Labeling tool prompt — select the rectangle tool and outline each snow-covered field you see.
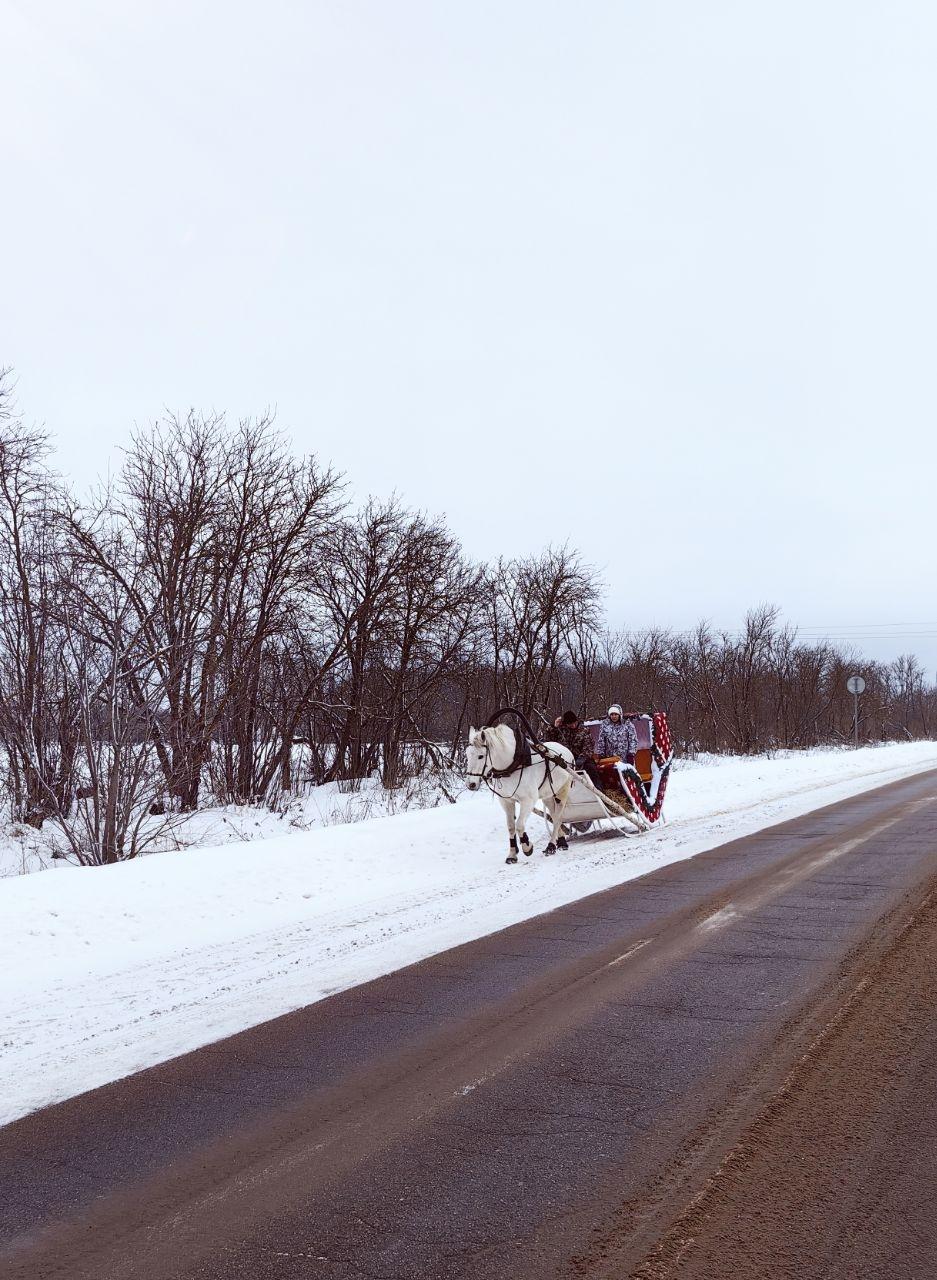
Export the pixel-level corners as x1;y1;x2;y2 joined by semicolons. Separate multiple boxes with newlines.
2;741;936;1126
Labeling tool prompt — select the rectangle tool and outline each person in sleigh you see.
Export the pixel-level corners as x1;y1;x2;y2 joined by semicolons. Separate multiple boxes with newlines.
551;709;603;787
596;703;638;766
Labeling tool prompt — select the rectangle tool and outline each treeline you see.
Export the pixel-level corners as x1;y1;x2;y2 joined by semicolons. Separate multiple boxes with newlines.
1;377;933;861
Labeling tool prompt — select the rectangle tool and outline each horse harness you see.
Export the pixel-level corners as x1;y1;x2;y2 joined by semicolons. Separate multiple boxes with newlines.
469;735;570;801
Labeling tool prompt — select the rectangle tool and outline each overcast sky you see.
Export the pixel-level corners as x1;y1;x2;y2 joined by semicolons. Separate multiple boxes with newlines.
3;1;936;674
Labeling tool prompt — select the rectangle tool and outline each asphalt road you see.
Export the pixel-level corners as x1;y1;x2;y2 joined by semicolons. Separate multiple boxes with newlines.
3;769;937;1280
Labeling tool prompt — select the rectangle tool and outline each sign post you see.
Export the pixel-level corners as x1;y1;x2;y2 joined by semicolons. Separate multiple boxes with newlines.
846;675;866;749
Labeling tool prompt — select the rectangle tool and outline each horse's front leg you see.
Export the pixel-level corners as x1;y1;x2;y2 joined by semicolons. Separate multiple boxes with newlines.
544;780;571;855
499;796;519;864
516;794;535;857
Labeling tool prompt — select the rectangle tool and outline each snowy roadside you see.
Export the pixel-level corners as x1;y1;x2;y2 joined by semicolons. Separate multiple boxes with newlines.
1;741;936;1126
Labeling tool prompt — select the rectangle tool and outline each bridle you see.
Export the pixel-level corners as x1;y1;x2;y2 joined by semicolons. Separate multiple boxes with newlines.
466;735;568;802
466;741;492;785
466;739;527;799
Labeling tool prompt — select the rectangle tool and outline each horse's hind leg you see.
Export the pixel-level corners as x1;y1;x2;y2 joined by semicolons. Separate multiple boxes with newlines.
500;797;519;864
545;783;571;854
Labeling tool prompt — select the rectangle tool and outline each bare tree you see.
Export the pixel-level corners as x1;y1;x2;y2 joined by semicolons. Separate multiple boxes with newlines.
65;412;342;809
312;500;483;786
485;546;602;717
0;376;76;824
53;571;176;865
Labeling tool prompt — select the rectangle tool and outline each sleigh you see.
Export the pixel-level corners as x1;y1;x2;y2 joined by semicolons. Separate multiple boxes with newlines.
557;712;674;833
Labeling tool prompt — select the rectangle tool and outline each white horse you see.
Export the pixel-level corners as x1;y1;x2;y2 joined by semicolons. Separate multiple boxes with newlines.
465;724;575;864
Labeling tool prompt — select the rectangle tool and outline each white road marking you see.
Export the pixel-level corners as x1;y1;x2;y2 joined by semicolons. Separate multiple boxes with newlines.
455;1075;489;1097
697;796;936;936
607;939;651;967
699;906;739;931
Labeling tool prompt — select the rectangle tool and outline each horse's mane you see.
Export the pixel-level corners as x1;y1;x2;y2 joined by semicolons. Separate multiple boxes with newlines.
469;723;515;753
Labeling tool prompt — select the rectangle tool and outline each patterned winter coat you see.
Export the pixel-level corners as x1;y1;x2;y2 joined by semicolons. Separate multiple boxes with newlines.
596;712;638;761
550;721;595;764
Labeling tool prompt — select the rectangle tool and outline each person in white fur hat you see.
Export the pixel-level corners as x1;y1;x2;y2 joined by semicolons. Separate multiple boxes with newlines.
596;703;638;764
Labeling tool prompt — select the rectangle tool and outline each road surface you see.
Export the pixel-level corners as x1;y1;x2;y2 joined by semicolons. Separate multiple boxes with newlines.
2;769;937;1279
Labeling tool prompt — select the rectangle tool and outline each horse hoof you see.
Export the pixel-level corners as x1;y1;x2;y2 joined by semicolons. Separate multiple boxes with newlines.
557;836;568;851
523;846;533;857
505;855;518;865
544;843;556;856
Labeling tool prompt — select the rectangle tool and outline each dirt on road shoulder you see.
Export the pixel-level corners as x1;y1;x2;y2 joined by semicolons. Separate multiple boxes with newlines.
582;876;937;1280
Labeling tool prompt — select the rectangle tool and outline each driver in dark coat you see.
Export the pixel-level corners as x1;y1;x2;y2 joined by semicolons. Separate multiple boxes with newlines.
551;710;602;786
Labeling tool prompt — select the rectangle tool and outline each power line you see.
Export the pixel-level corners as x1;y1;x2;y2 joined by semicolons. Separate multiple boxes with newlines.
617;624;937;642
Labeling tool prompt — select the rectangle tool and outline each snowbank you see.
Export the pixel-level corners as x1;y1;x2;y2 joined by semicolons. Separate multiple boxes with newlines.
0;775;446;879
1;741;936;1125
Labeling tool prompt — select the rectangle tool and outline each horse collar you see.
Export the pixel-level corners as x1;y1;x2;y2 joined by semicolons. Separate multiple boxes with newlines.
488;735;532;779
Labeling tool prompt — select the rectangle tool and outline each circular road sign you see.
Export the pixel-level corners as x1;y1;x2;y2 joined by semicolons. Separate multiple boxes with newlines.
846;675;866;695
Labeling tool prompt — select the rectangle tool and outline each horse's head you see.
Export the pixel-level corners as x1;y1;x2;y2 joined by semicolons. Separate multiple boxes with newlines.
465;727;488;791
465;723;515;789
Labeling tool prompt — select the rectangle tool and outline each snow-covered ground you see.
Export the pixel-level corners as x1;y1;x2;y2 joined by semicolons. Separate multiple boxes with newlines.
2;741;936;1126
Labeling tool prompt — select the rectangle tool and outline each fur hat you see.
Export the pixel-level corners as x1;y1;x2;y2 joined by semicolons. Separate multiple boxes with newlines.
561;709;579;726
